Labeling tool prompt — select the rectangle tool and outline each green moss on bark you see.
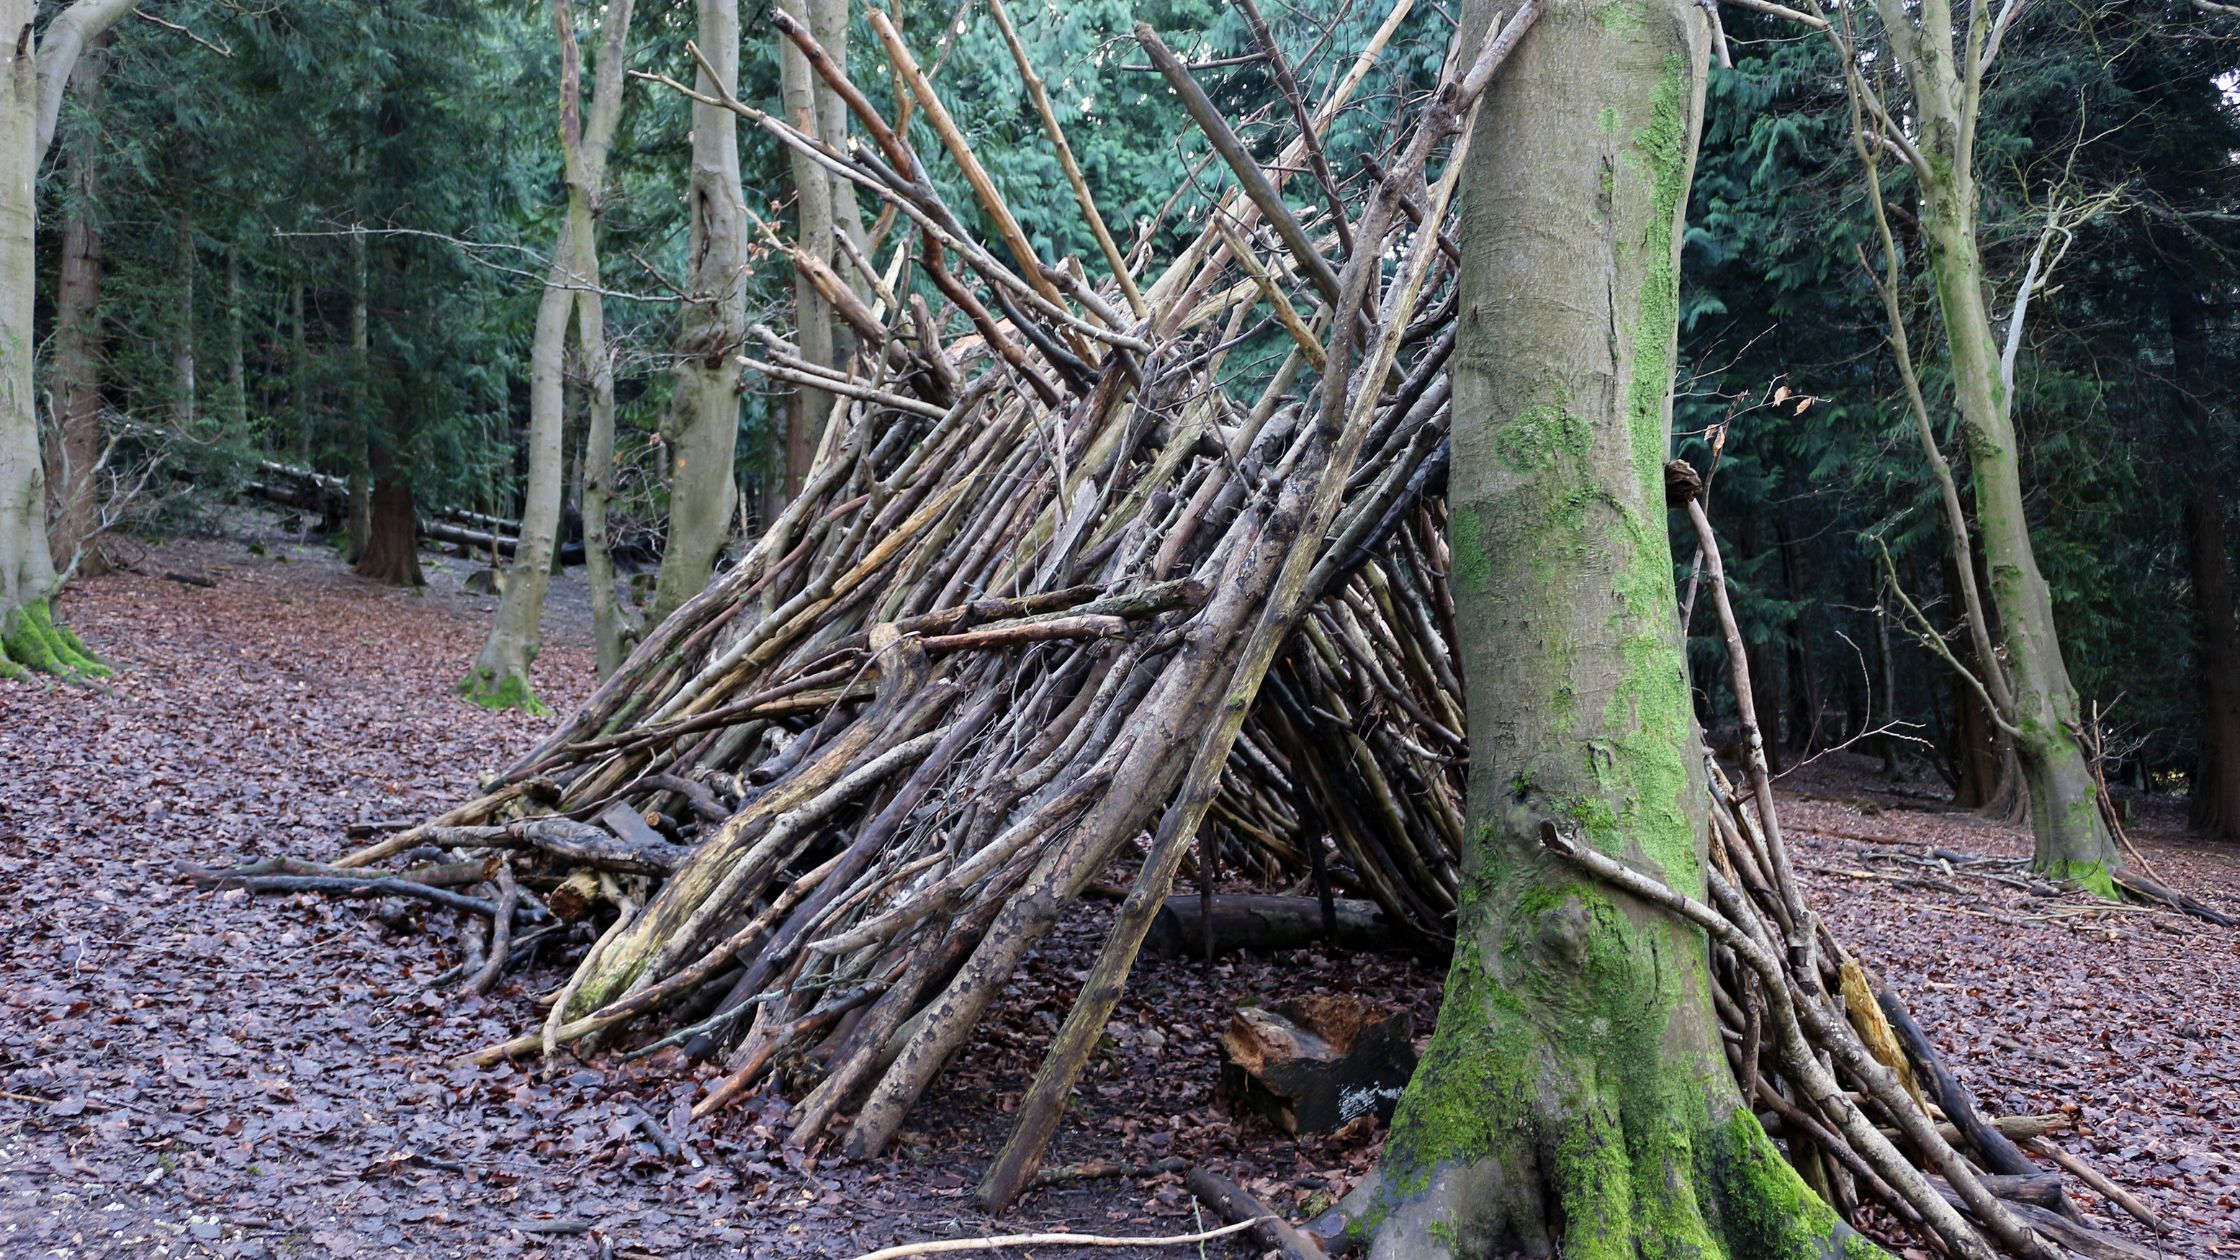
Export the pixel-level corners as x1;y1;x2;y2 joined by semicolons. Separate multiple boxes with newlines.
1;599;111;679
457;668;553;716
1450;506;1493;596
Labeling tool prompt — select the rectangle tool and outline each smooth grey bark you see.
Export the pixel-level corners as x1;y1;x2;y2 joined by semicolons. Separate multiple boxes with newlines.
647;0;747;627
465;0;636;710
1354;1;1867;1255
2;0;135;676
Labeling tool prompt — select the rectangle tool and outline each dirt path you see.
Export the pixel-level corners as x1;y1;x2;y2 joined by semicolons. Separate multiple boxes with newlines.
2;535;2235;1257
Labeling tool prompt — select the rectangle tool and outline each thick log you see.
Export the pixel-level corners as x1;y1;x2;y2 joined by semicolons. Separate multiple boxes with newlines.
1143;894;1389;958
1218;994;1415;1135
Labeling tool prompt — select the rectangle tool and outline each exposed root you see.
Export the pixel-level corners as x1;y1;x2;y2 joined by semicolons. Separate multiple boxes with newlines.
457;666;553;716
1;598;112;680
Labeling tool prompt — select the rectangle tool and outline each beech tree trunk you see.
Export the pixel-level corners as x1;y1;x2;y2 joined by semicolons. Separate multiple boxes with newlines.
1;0;133;678
2172;288;2240;838
1876;0;2119;889
647;0;747;626
467;235;574;711
45;35;106;579
466;0;636;709
1356;2;1865;1254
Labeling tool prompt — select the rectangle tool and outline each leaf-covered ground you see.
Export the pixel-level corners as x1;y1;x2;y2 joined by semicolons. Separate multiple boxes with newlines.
2;534;2235;1258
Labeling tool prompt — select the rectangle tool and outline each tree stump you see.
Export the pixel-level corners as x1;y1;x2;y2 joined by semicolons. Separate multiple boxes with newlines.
1218;994;1416;1134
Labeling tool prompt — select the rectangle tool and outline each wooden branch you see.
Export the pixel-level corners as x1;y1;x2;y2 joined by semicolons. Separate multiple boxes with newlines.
984;0;1146;318
1135;24;1342;303
836;1218;1261;1260
1185;1167;1325;1260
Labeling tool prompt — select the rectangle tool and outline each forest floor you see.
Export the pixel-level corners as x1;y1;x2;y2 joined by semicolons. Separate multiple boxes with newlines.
1;529;2236;1259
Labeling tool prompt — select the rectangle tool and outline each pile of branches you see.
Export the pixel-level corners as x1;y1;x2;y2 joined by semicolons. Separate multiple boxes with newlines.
200;4;2170;1254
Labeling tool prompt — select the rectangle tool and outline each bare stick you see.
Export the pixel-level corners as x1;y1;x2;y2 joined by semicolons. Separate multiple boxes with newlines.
836;1218;1261;1260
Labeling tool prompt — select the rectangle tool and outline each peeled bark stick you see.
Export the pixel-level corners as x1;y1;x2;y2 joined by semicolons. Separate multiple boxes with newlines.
863;9;1068;317
835;1218;1260;1260
1185;1166;1325;1260
1211;219;1326;372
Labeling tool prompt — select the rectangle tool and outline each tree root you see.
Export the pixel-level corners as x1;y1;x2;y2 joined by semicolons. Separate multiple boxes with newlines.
0;598;112;680
457;667;553;716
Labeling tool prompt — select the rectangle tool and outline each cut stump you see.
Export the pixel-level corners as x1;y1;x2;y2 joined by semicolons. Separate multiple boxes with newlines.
1218;994;1415;1134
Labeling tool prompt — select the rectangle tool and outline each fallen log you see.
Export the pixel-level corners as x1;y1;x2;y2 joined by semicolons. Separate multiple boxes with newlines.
1143;894;1389;958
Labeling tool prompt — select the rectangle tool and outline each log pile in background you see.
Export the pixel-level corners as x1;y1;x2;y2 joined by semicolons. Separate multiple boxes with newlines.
206;3;2174;1254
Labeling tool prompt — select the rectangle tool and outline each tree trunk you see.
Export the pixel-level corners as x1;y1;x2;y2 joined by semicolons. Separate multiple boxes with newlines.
2172;288;2240;838
580;334;625;676
776;0;837;499
291;279;311;461
353;472;423;587
466;233;573;712
45;34;106;580
171;208;197;431
1355;2;1860;1253
1;0;122;678
223;247;247;441
466;0;636;708
1778;510;1821;755
1943;548;2019;815
647;0;747;626
344;227;372;563
1883;0;2119;890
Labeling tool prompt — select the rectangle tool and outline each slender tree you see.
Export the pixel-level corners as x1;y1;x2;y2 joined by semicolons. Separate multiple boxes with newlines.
1826;0;2127;887
1354;0;1867;1251
645;0;747;626
0;0;133;677
462;0;636;712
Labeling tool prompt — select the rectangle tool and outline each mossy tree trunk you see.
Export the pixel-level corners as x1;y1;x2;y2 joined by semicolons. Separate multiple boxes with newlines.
1873;0;2118;889
647;0;747;627
1354;1;1874;1255
2;0;132;679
